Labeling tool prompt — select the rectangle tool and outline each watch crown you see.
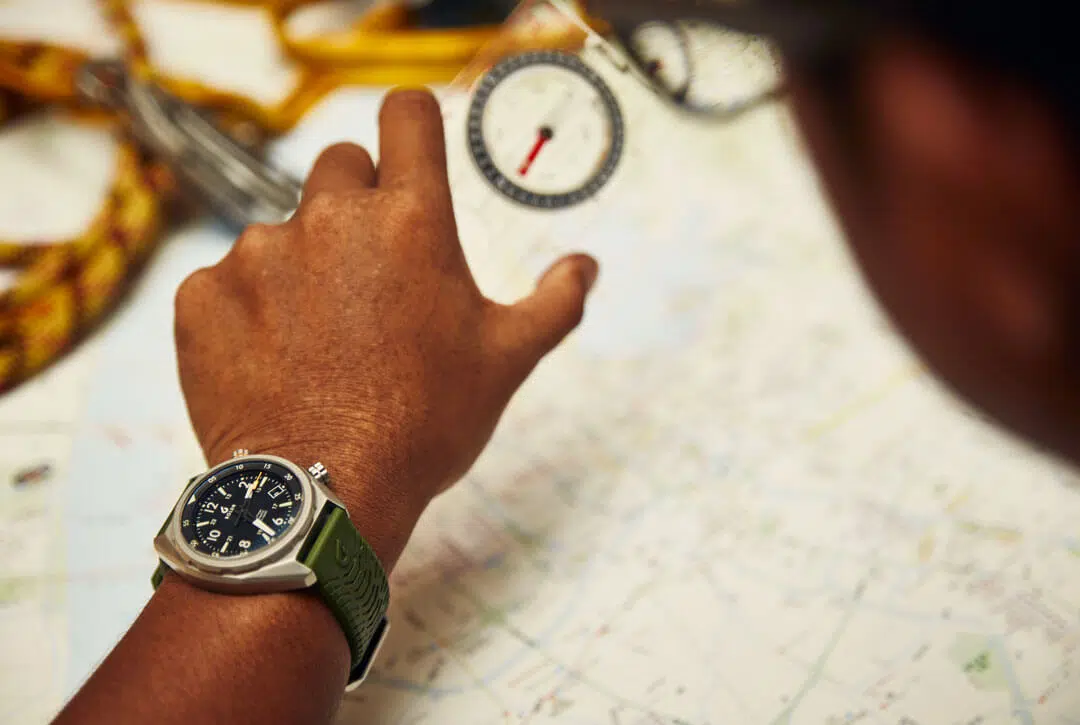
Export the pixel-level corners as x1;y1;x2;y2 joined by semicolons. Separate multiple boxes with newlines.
231;449;250;459
308;462;328;481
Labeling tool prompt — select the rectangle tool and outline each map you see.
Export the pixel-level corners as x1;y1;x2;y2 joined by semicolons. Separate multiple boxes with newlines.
4;2;1080;724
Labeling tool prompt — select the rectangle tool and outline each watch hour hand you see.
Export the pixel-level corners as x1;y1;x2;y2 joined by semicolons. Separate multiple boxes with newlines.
246;473;263;500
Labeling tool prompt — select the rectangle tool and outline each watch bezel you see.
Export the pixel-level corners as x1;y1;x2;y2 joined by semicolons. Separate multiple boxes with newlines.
158;454;317;577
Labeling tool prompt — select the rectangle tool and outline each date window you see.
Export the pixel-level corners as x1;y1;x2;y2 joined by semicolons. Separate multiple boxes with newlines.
268;484;287;499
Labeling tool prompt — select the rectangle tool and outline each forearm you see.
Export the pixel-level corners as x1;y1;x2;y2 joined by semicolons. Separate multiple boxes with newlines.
54;574;351;725
54;86;591;725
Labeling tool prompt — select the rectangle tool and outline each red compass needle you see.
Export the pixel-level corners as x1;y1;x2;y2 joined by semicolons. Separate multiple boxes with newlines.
518;126;554;176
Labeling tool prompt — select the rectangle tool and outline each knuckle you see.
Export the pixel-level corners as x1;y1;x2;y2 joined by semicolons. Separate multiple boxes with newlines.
226;223;290;282
396;183;448;225
232;223;278;261
321;141;373;167
299;190;351;234
389;191;441;243
395;185;428;217
174;268;216;322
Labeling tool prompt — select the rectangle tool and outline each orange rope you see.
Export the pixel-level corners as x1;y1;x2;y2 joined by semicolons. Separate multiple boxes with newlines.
0;0;598;392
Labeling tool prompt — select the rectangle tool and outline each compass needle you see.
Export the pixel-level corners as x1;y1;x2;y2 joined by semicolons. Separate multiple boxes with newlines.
468;51;624;210
518;127;554;177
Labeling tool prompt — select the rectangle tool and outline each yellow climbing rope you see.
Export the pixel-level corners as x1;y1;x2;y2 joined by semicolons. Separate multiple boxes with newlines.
0;0;600;393
0;3;168;391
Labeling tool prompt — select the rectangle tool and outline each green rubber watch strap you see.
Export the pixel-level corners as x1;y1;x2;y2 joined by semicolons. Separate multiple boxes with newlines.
151;474;198;591
151;561;167;589
303;505;390;685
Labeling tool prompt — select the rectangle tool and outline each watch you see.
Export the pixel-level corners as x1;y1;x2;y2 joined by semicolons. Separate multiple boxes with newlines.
151;450;390;690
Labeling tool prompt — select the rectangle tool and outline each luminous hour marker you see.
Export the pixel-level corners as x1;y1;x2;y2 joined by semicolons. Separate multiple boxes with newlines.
217;487;227;496
221;539;230;554
197;521;210;527
279;500;292;508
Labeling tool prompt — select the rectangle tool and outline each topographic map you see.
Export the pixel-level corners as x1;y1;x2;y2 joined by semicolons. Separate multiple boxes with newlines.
4;2;1080;724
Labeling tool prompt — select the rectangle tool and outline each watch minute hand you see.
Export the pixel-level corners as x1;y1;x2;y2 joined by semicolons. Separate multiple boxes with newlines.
252;518;276;538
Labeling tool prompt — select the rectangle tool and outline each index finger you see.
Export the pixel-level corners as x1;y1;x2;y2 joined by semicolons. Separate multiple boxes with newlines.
377;88;450;191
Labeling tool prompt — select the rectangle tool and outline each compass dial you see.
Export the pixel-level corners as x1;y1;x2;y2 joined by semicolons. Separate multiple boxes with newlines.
467;50;625;210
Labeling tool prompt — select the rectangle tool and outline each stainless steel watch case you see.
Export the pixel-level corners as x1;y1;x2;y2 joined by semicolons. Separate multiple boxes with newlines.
154;452;342;594
154;452;390;689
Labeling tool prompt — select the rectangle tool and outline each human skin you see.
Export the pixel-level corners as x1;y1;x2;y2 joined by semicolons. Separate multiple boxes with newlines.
53;22;1080;725
53;88;598;725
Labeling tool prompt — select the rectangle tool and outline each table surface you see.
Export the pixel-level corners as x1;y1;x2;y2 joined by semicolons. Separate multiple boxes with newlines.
4;3;1080;725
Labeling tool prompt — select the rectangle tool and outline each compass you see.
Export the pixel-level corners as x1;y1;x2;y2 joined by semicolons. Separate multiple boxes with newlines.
620;20;781;117
467;50;625;210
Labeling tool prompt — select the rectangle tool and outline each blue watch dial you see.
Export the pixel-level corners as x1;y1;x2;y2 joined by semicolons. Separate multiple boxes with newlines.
179;460;304;559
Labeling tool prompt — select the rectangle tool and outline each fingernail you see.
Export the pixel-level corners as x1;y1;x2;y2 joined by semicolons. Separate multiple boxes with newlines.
580;258;599;293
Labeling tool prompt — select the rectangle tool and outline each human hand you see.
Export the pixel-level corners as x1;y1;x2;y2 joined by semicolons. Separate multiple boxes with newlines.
173;89;599;568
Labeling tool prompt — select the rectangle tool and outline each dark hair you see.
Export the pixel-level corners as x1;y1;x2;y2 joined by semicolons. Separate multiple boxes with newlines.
787;0;1080;172
897;2;1078;132
597;1;1078;134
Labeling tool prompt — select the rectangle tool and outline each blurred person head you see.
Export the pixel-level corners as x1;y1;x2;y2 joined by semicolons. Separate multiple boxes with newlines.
600;0;1080;462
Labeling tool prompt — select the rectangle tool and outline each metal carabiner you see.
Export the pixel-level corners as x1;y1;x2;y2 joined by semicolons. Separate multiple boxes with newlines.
74;59;303;231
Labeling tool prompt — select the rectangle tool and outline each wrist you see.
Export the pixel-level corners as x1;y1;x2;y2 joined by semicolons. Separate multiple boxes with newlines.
151;570;352;703
203;440;426;572
60;570;355;724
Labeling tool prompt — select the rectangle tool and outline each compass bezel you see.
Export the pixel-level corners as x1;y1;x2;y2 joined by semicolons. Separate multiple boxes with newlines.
466;50;626;210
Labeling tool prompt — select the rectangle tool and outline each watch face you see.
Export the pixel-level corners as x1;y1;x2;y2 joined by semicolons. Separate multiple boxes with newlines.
178;460;305;560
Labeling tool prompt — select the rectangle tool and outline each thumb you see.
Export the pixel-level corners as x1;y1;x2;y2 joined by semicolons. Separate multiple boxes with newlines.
497;253;599;369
